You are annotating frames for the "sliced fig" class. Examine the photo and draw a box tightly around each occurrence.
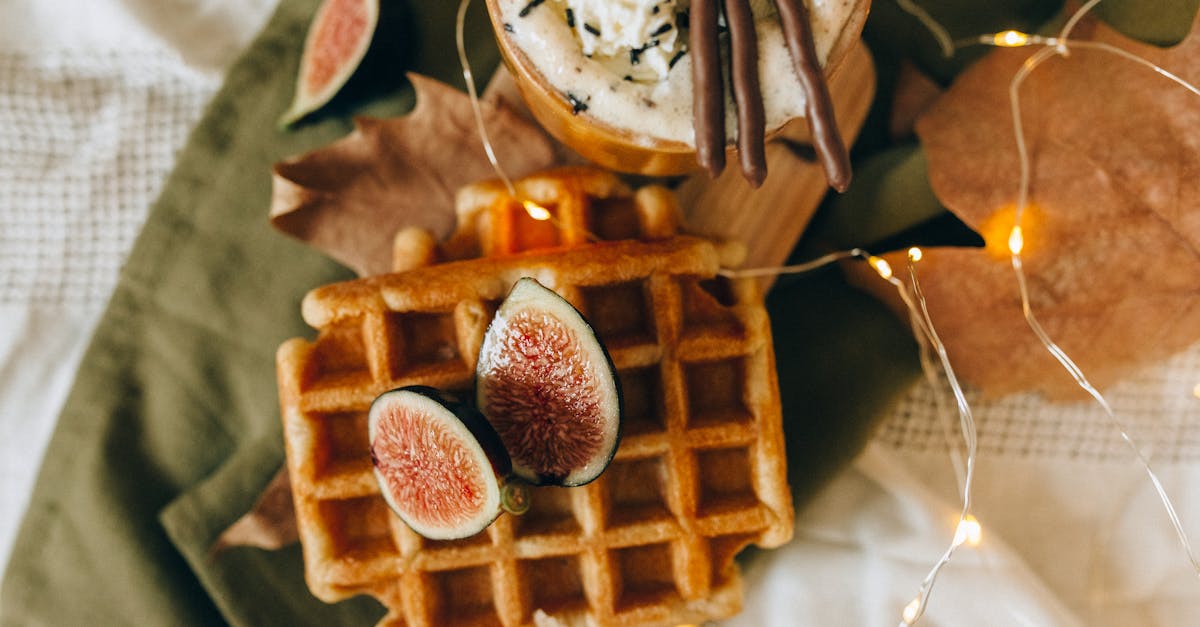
[369,386,514,539]
[279,0,380,127]
[476,278,622,487]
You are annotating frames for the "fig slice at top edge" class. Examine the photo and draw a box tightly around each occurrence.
[369,386,512,539]
[279,0,380,127]
[476,278,623,487]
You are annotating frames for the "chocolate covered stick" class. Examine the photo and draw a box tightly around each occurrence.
[723,0,767,186]
[690,0,725,178]
[776,0,852,191]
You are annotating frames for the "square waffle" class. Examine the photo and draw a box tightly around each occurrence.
[277,168,793,626]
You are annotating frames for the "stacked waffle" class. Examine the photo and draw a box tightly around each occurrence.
[278,168,793,626]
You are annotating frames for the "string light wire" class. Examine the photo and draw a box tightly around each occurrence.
[893,0,955,58]
[456,0,517,197]
[733,247,984,627]
[455,0,600,241]
[895,252,982,626]
[1000,0,1200,577]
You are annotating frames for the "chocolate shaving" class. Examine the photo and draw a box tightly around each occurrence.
[567,92,589,114]
[775,0,851,191]
[518,0,545,18]
[722,0,766,186]
[584,22,601,36]
[668,49,686,70]
[565,7,574,27]
[652,22,673,36]
[689,0,725,177]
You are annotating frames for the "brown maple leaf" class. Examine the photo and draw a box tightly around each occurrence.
[270,73,559,276]
[860,14,1200,398]
[210,467,297,555]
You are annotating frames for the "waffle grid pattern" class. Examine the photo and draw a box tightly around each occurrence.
[278,237,792,626]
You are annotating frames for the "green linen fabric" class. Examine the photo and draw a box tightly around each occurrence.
[1,0,1194,625]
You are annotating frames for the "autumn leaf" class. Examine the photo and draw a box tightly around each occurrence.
[862,14,1200,398]
[270,72,559,276]
[210,467,298,555]
[889,60,942,140]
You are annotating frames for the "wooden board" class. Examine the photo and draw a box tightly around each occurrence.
[676,42,877,290]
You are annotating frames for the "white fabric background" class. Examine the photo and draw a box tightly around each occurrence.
[2,0,1198,624]
[0,0,277,577]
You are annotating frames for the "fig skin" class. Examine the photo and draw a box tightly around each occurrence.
[368,386,512,539]
[475,278,623,487]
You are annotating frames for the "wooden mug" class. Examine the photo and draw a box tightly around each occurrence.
[483,0,871,177]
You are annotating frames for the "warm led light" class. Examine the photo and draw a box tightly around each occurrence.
[902,597,921,625]
[953,515,983,548]
[522,200,551,221]
[869,256,894,281]
[994,30,1030,47]
[1008,226,1024,255]
[908,247,924,262]
[1193,383,1200,399]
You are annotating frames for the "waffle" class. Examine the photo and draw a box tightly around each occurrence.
[277,168,793,626]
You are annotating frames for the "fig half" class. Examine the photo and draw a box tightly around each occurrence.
[369,386,520,539]
[476,278,622,486]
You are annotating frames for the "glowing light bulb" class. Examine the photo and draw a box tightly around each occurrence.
[869,256,894,281]
[908,247,924,262]
[1008,226,1024,255]
[522,200,551,221]
[902,597,922,625]
[994,30,1030,47]
[953,515,983,548]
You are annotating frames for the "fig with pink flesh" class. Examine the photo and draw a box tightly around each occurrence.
[476,278,622,487]
[279,0,380,127]
[369,386,525,540]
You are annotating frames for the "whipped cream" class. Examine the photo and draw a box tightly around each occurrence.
[562,0,682,81]
[498,0,857,147]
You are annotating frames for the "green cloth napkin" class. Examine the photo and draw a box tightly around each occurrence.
[2,1,1194,625]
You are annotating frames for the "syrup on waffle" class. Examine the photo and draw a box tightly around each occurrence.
[278,168,793,626]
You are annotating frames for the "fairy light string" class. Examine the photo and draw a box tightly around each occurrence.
[883,0,1200,622]
[456,0,516,198]
[894,0,955,58]
[895,249,983,626]
[455,0,591,239]
[727,245,985,626]
[997,0,1200,577]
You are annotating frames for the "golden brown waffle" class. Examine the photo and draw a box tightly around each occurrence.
[431,166,682,264]
[278,169,792,626]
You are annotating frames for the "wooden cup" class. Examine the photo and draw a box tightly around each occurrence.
[483,0,871,176]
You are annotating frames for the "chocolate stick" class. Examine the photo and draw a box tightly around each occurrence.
[723,0,766,186]
[689,0,725,178]
[776,0,851,192]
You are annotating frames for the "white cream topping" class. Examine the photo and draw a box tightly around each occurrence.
[562,0,682,81]
[499,0,856,147]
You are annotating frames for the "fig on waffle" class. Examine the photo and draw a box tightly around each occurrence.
[277,167,794,626]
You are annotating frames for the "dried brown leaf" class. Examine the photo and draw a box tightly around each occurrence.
[875,15,1200,398]
[270,72,559,276]
[210,466,297,554]
[889,60,942,140]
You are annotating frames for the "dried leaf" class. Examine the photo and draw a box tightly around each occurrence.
[210,466,297,554]
[871,15,1200,397]
[889,60,942,140]
[270,73,559,276]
